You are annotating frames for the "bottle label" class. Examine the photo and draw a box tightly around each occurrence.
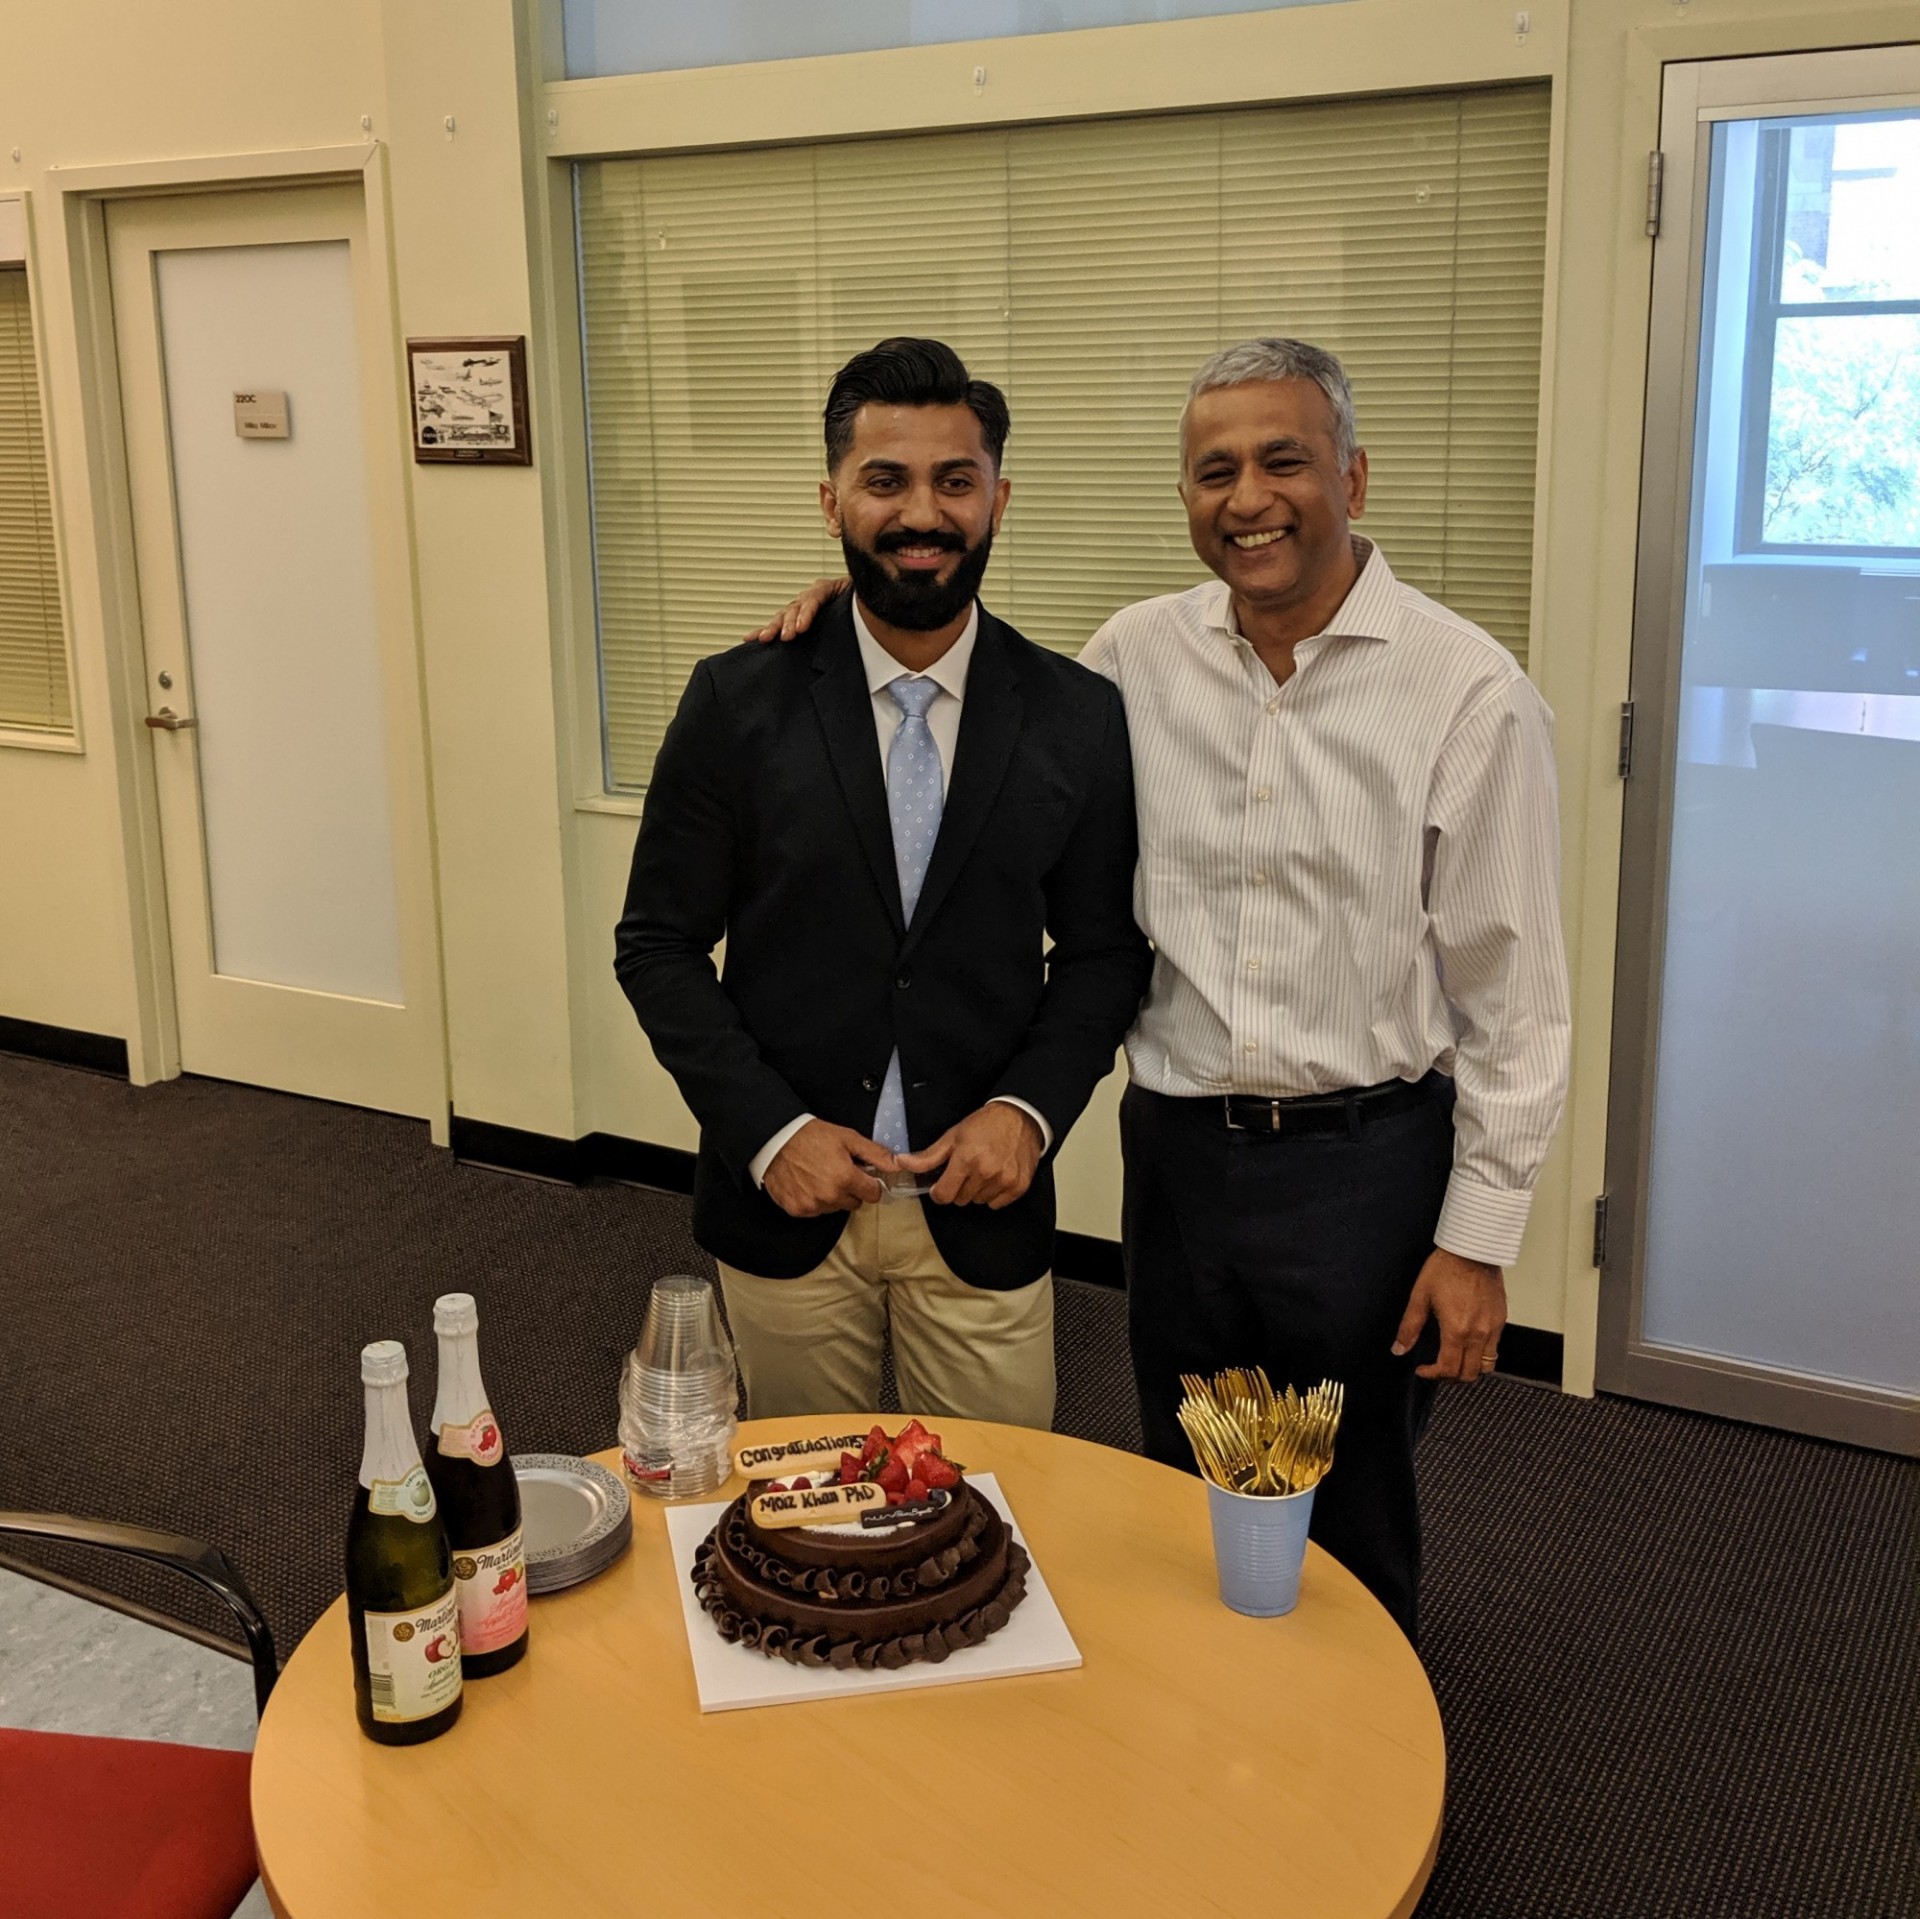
[451,1527,528,1654]
[363,1587,462,1723]
[368,1465,438,1524]
[438,1410,505,1466]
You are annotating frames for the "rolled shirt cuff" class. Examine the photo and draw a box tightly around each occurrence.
[989,1095,1053,1155]
[1433,1173,1534,1269]
[748,1113,815,1189]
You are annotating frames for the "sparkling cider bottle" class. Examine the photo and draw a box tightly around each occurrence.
[346,1340,463,1744]
[425,1292,529,1677]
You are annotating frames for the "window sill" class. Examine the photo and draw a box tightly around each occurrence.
[1714,551,1920,575]
[0,727,82,756]
[575,790,645,818]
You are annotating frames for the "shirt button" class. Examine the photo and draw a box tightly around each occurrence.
[1266,698,1280,715]
[1243,1041,1257,1054]
[1250,871,1268,886]
[860,1076,878,1092]
[1254,787,1272,802]
[1246,958,1261,972]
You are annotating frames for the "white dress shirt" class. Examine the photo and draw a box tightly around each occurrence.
[749,599,1052,1187]
[1080,541,1570,1267]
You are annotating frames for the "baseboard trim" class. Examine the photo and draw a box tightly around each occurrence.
[448,1116,598,1184]
[590,1133,699,1194]
[1497,1324,1564,1387]
[449,1118,698,1192]
[447,1118,1564,1380]
[0,1016,129,1078]
[1055,1230,1125,1290]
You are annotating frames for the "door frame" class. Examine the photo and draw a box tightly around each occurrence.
[55,145,451,1141]
[1599,47,1920,1457]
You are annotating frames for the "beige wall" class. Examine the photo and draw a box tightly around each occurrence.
[378,0,585,1138]
[3,0,1911,1390]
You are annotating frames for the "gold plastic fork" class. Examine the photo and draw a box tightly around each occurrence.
[1177,1365,1345,1496]
[1176,1396,1260,1492]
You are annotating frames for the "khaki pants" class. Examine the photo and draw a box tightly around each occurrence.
[716,1202,1055,1430]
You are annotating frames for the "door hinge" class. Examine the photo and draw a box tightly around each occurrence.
[1592,1194,1611,1269]
[1645,150,1665,239]
[1617,700,1636,779]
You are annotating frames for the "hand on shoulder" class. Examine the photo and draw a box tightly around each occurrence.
[742,577,851,645]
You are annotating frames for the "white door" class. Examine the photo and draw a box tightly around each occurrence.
[1602,49,1920,1455]
[109,186,446,1122]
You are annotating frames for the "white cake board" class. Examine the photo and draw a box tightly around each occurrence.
[665,1474,1082,1713]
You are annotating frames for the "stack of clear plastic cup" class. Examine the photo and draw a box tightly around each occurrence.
[617,1274,739,1499]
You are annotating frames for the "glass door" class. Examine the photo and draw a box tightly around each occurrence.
[1603,48,1920,1455]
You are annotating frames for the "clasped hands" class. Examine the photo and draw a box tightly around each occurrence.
[763,1103,1044,1220]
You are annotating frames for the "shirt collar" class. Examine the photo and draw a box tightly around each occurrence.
[852,597,980,702]
[1200,537,1396,645]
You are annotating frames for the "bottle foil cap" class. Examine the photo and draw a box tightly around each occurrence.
[360,1339,409,1386]
[433,1292,479,1335]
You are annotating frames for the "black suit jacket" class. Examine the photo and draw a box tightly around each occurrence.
[614,599,1150,1290]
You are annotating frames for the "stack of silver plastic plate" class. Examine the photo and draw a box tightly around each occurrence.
[515,1454,633,1595]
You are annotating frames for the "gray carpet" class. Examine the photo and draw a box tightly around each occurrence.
[0,1054,1914,1916]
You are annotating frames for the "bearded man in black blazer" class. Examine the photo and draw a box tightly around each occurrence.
[615,339,1149,1428]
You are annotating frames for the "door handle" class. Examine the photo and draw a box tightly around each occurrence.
[144,708,198,731]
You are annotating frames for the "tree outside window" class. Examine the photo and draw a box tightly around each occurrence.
[1744,113,1920,556]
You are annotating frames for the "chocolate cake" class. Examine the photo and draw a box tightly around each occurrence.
[690,1477,1031,1671]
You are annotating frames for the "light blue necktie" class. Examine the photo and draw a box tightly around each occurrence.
[871,675,944,1155]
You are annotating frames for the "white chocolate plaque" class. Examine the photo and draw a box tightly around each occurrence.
[748,1481,886,1529]
[734,1432,869,1481]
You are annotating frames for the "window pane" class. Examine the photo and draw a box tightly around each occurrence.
[1765,312,1920,548]
[1779,114,1920,304]
[563,0,1347,79]
[0,266,72,735]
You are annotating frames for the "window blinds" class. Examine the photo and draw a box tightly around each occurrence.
[577,84,1550,792]
[0,266,70,735]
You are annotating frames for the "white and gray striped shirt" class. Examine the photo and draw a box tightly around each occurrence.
[1081,541,1570,1267]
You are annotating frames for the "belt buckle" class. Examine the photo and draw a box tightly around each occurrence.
[1223,1095,1283,1134]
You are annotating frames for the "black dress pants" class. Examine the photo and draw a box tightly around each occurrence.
[1120,1077,1454,1644]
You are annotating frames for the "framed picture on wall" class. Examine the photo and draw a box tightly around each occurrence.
[406,335,531,464]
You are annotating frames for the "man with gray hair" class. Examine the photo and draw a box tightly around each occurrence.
[1079,338,1569,1641]
[752,337,1569,1641]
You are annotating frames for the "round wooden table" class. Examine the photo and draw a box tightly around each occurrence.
[253,1418,1444,1917]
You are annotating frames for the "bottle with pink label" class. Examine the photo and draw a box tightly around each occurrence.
[425,1292,529,1678]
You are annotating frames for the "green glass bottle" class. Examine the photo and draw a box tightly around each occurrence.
[425,1293,529,1678]
[346,1340,463,1745]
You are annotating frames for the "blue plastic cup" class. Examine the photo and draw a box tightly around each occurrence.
[1205,1479,1317,1617]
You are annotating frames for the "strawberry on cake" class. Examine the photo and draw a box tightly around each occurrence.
[690,1420,1030,1669]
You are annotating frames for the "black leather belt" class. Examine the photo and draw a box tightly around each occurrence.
[1214,1075,1431,1138]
